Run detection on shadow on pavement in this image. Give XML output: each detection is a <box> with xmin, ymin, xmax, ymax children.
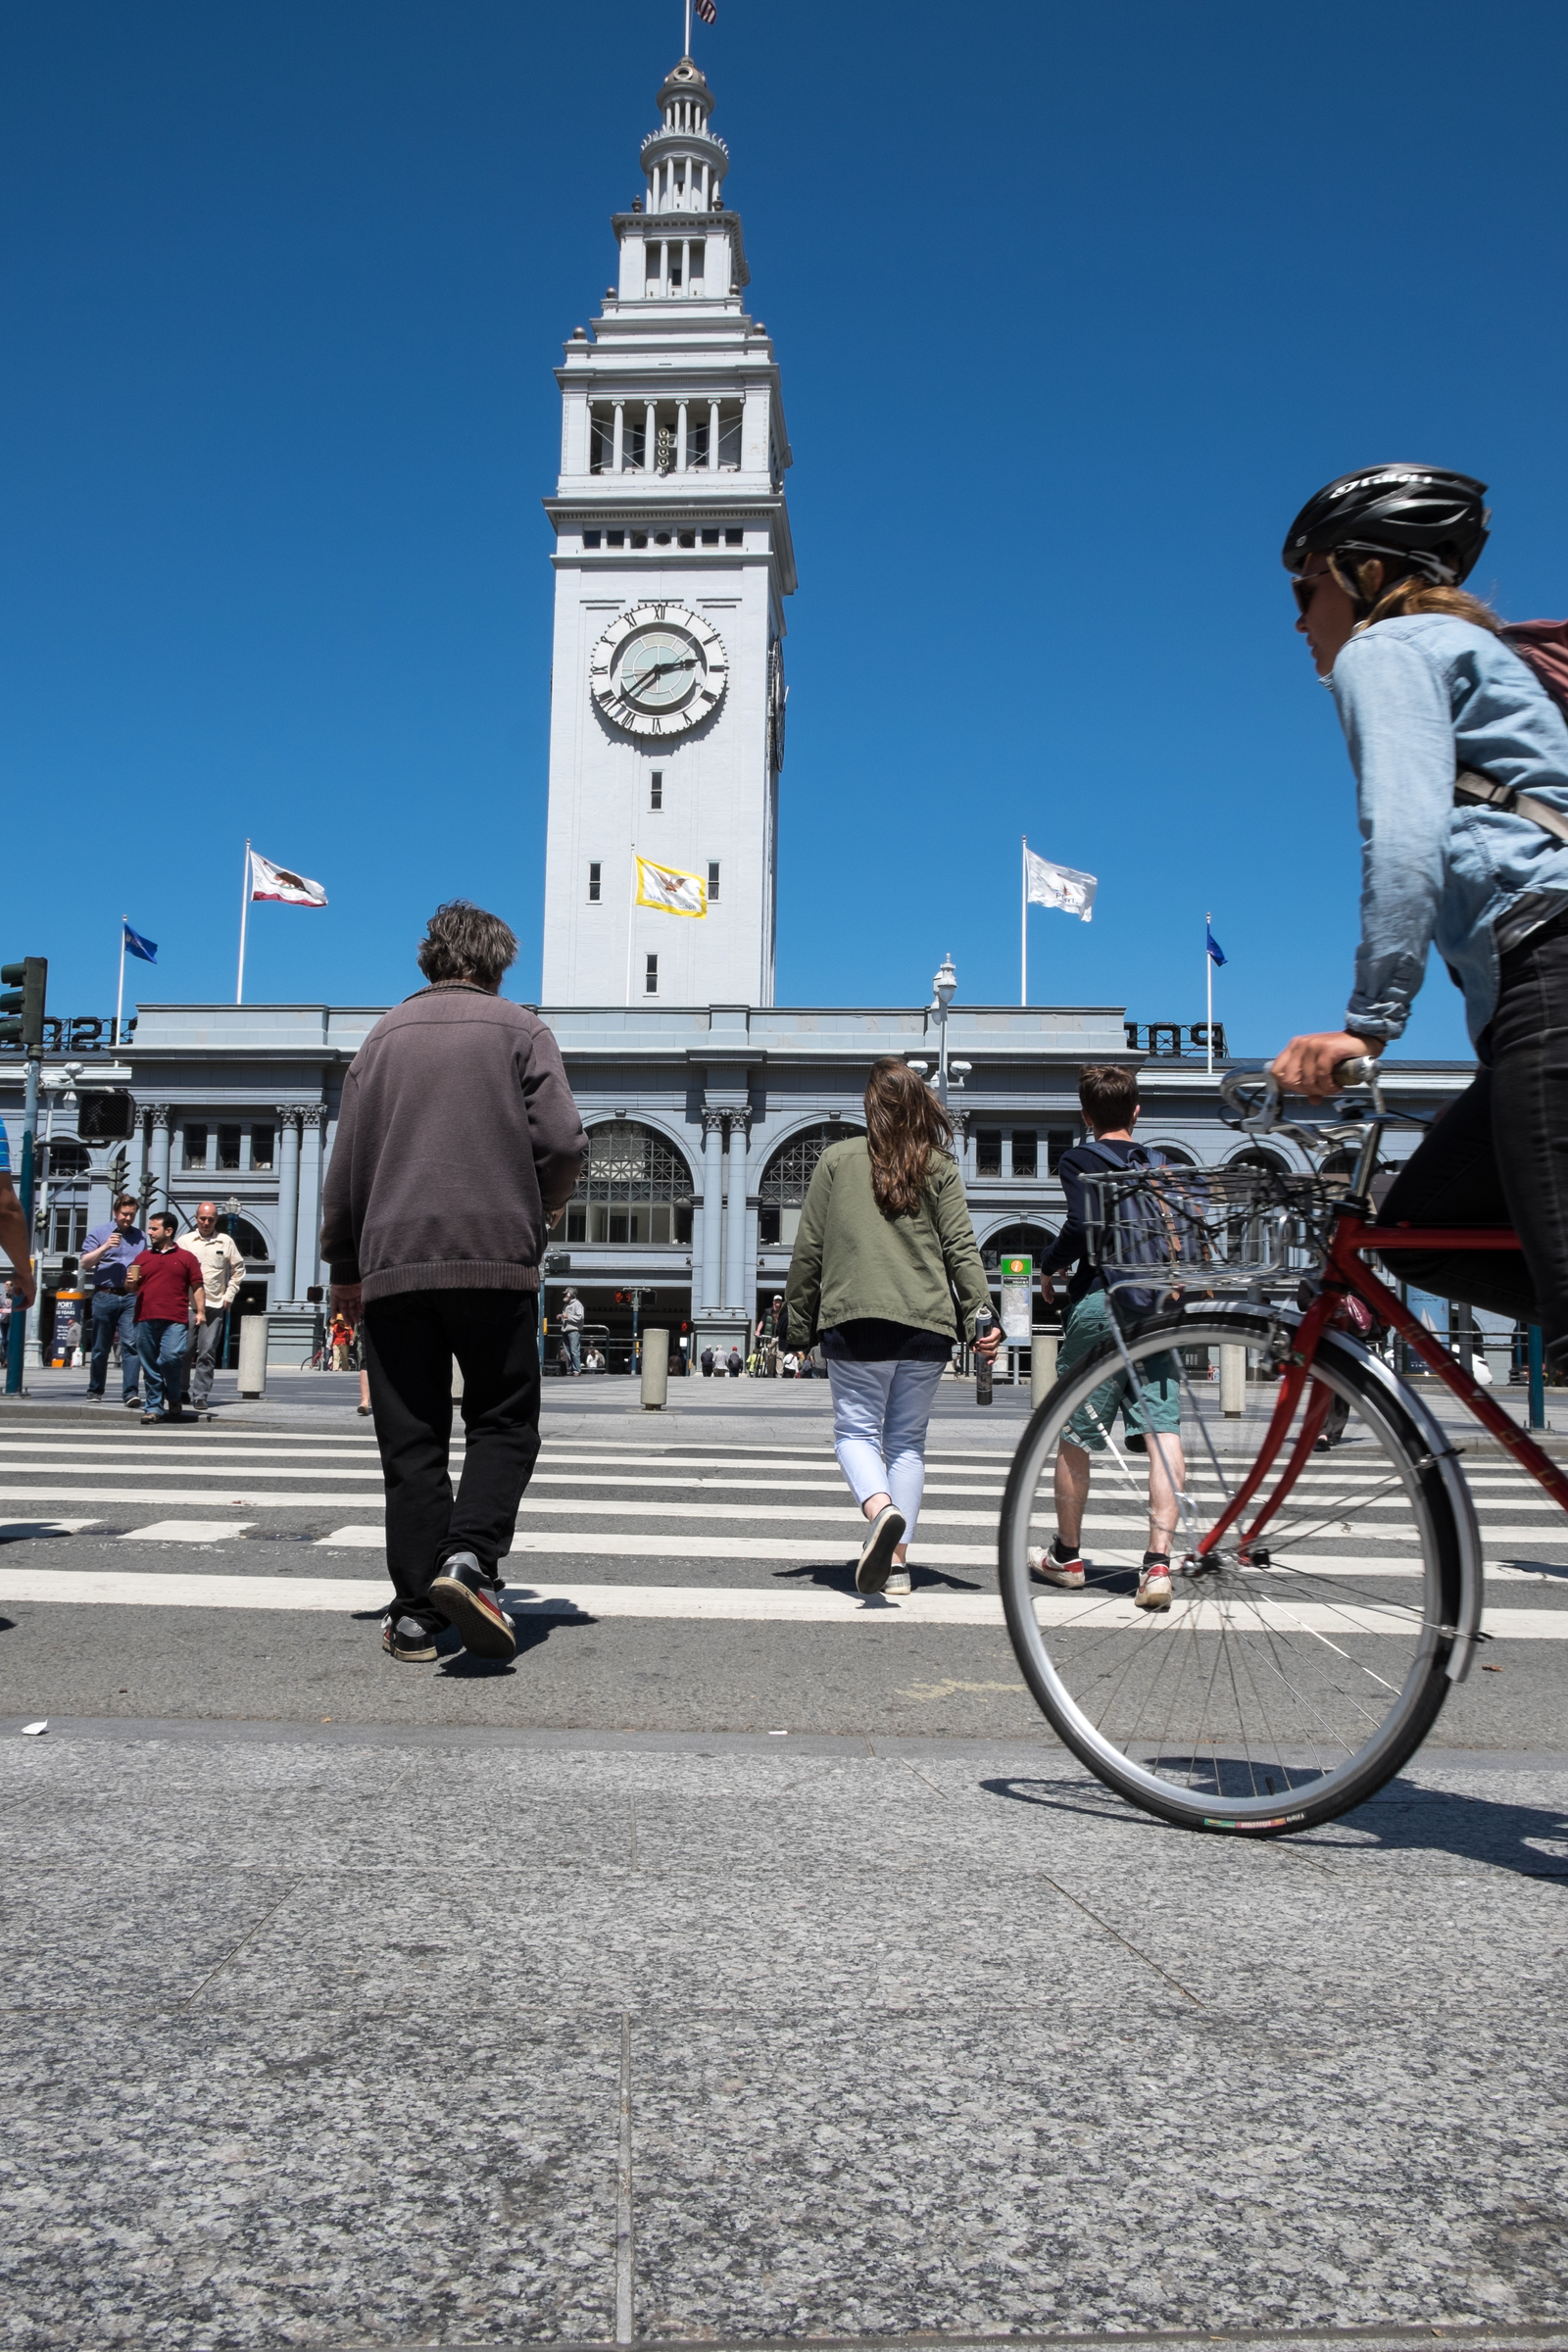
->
<box><xmin>982</xmin><ymin>1771</ymin><xmax>1568</xmax><ymax>1877</ymax></box>
<box><xmin>773</xmin><ymin>1562</ymin><xmax>985</xmax><ymax>1592</ymax></box>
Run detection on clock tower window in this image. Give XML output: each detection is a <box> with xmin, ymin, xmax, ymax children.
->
<box><xmin>650</xmin><ymin>770</ymin><xmax>663</xmax><ymax>811</ymax></box>
<box><xmin>708</xmin><ymin>861</ymin><xmax>720</xmax><ymax>902</ymax></box>
<box><xmin>587</xmin><ymin>863</ymin><xmax>602</xmax><ymax>904</ymax></box>
<box><xmin>645</xmin><ymin>955</ymin><xmax>659</xmax><ymax>996</ymax></box>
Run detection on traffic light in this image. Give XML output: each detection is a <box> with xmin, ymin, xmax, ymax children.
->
<box><xmin>77</xmin><ymin>1089</ymin><xmax>137</xmax><ymax>1143</ymax></box>
<box><xmin>0</xmin><ymin>957</ymin><xmax>47</xmax><ymax>1052</ymax></box>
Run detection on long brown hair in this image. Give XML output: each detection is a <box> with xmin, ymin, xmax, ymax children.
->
<box><xmin>1329</xmin><ymin>553</ymin><xmax>1502</xmax><ymax>637</ymax></box>
<box><xmin>863</xmin><ymin>1057</ymin><xmax>955</xmax><ymax>1219</ymax></box>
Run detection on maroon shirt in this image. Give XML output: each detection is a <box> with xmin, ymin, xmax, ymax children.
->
<box><xmin>131</xmin><ymin>1246</ymin><xmax>205</xmax><ymax>1323</ymax></box>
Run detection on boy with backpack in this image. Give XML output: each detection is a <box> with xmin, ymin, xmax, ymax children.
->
<box><xmin>1031</xmin><ymin>1064</ymin><xmax>1183</xmax><ymax>1610</ymax></box>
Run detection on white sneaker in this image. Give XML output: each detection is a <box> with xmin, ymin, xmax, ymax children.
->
<box><xmin>1028</xmin><ymin>1544</ymin><xmax>1085</xmax><ymax>1589</ymax></box>
<box><xmin>1135</xmin><ymin>1559</ymin><xmax>1173</xmax><ymax>1611</ymax></box>
<box><xmin>883</xmin><ymin>1567</ymin><xmax>911</xmax><ymax>1594</ymax></box>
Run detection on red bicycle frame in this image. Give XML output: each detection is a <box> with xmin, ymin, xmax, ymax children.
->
<box><xmin>1197</xmin><ymin>1209</ymin><xmax>1568</xmax><ymax>1560</ymax></box>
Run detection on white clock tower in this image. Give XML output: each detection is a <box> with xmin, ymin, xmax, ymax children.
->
<box><xmin>541</xmin><ymin>55</ymin><xmax>795</xmax><ymax>1008</ymax></box>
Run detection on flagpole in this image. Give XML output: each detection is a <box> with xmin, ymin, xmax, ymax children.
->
<box><xmin>115</xmin><ymin>918</ymin><xmax>127</xmax><ymax>1050</ymax></box>
<box><xmin>236</xmin><ymin>839</ymin><xmax>251</xmax><ymax>1005</ymax></box>
<box><xmin>1020</xmin><ymin>838</ymin><xmax>1027</xmax><ymax>1008</ymax></box>
<box><xmin>684</xmin><ymin>0</ymin><xmax>692</xmax><ymax>53</ymax></box>
<box><xmin>625</xmin><ymin>847</ymin><xmax>637</xmax><ymax>1007</ymax></box>
<box><xmin>1205</xmin><ymin>910</ymin><xmax>1213</xmax><ymax>1076</ymax></box>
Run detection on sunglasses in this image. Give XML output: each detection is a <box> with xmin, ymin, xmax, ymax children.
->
<box><xmin>1291</xmin><ymin>569</ymin><xmax>1337</xmax><ymax>617</ymax></box>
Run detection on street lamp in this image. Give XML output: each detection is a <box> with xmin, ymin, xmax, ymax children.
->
<box><xmin>930</xmin><ymin>955</ymin><xmax>957</xmax><ymax>1104</ymax></box>
<box><xmin>34</xmin><ymin>1061</ymin><xmax>83</xmax><ymax>1258</ymax></box>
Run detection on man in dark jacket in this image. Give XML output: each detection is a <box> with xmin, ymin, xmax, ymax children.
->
<box><xmin>321</xmin><ymin>902</ymin><xmax>587</xmax><ymax>1664</ymax></box>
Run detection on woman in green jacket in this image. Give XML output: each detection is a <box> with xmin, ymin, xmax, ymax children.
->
<box><xmin>785</xmin><ymin>1059</ymin><xmax>1000</xmax><ymax>1594</ymax></box>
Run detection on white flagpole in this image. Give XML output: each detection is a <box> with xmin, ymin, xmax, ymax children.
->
<box><xmin>685</xmin><ymin>0</ymin><xmax>692</xmax><ymax>53</ymax></box>
<box><xmin>115</xmin><ymin>918</ymin><xmax>127</xmax><ymax>1049</ymax></box>
<box><xmin>625</xmin><ymin>847</ymin><xmax>637</xmax><ymax>1006</ymax></box>
<box><xmin>236</xmin><ymin>840</ymin><xmax>252</xmax><ymax>1005</ymax></box>
<box><xmin>1205</xmin><ymin>910</ymin><xmax>1213</xmax><ymax>1075</ymax></box>
<box><xmin>1020</xmin><ymin>837</ymin><xmax>1028</xmax><ymax>1008</ymax></box>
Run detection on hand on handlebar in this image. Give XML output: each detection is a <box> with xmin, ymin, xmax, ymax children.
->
<box><xmin>1269</xmin><ymin>1031</ymin><xmax>1384</xmax><ymax>1105</ymax></box>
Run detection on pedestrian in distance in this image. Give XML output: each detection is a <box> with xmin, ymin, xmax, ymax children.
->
<box><xmin>178</xmin><ymin>1200</ymin><xmax>245</xmax><ymax>1412</ymax></box>
<box><xmin>700</xmin><ymin>1345</ymin><xmax>715</xmax><ymax>1377</ymax></box>
<box><xmin>785</xmin><ymin>1057</ymin><xmax>1001</xmax><ymax>1596</ymax></box>
<box><xmin>558</xmin><ymin>1287</ymin><xmax>585</xmax><ymax>1375</ymax></box>
<box><xmin>125</xmin><ymin>1212</ymin><xmax>206</xmax><ymax>1424</ymax></box>
<box><xmin>321</xmin><ymin>900</ymin><xmax>588</xmax><ymax>1667</ymax></box>
<box><xmin>80</xmin><ymin>1192</ymin><xmax>146</xmax><ymax>1405</ymax></box>
<box><xmin>1032</xmin><ymin>1065</ymin><xmax>1184</xmax><ymax>1609</ymax></box>
<box><xmin>0</xmin><ymin>1119</ymin><xmax>35</xmax><ymax>1356</ymax></box>
<box><xmin>726</xmin><ymin>1346</ymin><xmax>743</xmax><ymax>1377</ymax></box>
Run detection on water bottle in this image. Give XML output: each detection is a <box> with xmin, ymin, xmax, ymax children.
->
<box><xmin>974</xmin><ymin>1309</ymin><xmax>996</xmax><ymax>1406</ymax></box>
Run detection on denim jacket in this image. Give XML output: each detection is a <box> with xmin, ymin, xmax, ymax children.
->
<box><xmin>1332</xmin><ymin>613</ymin><xmax>1568</xmax><ymax>1050</ymax></box>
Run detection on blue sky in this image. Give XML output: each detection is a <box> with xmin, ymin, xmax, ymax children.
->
<box><xmin>7</xmin><ymin>0</ymin><xmax>1568</xmax><ymax>1054</ymax></box>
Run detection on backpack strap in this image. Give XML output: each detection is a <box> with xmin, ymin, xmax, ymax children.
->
<box><xmin>1455</xmin><ymin>766</ymin><xmax>1568</xmax><ymax>847</ymax></box>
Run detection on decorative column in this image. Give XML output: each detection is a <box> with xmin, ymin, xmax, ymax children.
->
<box><xmin>951</xmin><ymin>1110</ymin><xmax>974</xmax><ymax>1187</ymax></box>
<box><xmin>676</xmin><ymin>400</ymin><xmax>688</xmax><ymax>471</ymax></box>
<box><xmin>700</xmin><ymin>1110</ymin><xmax>725</xmax><ymax>1311</ymax></box>
<box><xmin>146</xmin><ymin>1105</ymin><xmax>172</xmax><ymax>1217</ymax></box>
<box><xmin>644</xmin><ymin>402</ymin><xmax>657</xmax><ymax>471</ymax></box>
<box><xmin>612</xmin><ymin>400</ymin><xmax>625</xmax><ymax>473</ymax></box>
<box><xmin>723</xmin><ymin>1112</ymin><xmax>752</xmax><ymax>1315</ymax></box>
<box><xmin>709</xmin><ymin>401</ymin><xmax>720</xmax><ymax>471</ymax></box>
<box><xmin>293</xmin><ymin>1105</ymin><xmax>324</xmax><ymax>1301</ymax></box>
<box><xmin>273</xmin><ymin>1109</ymin><xmax>301</xmax><ymax>1303</ymax></box>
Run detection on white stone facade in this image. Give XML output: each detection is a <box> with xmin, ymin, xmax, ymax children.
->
<box><xmin>541</xmin><ymin>56</ymin><xmax>794</xmax><ymax>1009</ymax></box>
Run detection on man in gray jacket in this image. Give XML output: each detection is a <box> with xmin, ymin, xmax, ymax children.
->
<box><xmin>321</xmin><ymin>902</ymin><xmax>587</xmax><ymax>1664</ymax></box>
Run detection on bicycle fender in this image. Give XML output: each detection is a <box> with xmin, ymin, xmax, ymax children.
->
<box><xmin>1316</xmin><ymin>1326</ymin><xmax>1485</xmax><ymax>1683</ymax></box>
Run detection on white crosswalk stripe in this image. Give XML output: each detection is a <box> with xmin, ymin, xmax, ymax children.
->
<box><xmin>0</xmin><ymin>1418</ymin><xmax>1564</xmax><ymax>1639</ymax></box>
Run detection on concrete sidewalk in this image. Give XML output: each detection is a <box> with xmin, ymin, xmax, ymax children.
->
<box><xmin>3</xmin><ymin>1722</ymin><xmax>1566</xmax><ymax>2349</ymax></box>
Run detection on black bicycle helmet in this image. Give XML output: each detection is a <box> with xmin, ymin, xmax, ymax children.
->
<box><xmin>1282</xmin><ymin>464</ymin><xmax>1490</xmax><ymax>586</ymax></box>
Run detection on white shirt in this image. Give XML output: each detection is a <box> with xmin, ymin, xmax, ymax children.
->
<box><xmin>179</xmin><ymin>1227</ymin><xmax>246</xmax><ymax>1310</ymax></box>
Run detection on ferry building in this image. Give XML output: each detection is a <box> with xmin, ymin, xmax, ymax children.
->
<box><xmin>2</xmin><ymin>56</ymin><xmax>1469</xmax><ymax>1373</ymax></box>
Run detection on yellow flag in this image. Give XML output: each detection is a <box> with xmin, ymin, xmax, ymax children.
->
<box><xmin>635</xmin><ymin>857</ymin><xmax>707</xmax><ymax>918</ymax></box>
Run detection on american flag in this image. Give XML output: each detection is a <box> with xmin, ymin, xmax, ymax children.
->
<box><xmin>695</xmin><ymin>0</ymin><xmax>715</xmax><ymax>22</ymax></box>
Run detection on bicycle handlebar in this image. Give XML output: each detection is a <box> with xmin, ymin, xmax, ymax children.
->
<box><xmin>1218</xmin><ymin>1054</ymin><xmax>1386</xmax><ymax>1135</ymax></box>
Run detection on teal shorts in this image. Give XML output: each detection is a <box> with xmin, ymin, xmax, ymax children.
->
<box><xmin>1058</xmin><ymin>1287</ymin><xmax>1181</xmax><ymax>1454</ymax></box>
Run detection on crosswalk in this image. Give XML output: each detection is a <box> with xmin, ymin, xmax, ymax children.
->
<box><xmin>1</xmin><ymin>1416</ymin><xmax>1567</xmax><ymax>1633</ymax></box>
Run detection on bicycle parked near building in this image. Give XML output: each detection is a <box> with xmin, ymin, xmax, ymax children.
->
<box><xmin>996</xmin><ymin>1055</ymin><xmax>1566</xmax><ymax>1838</ymax></box>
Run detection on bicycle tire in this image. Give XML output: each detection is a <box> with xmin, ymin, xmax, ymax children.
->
<box><xmin>998</xmin><ymin>1305</ymin><xmax>1468</xmax><ymax>1836</ymax></box>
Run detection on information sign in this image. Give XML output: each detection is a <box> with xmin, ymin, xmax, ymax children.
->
<box><xmin>999</xmin><ymin>1254</ymin><xmax>1033</xmax><ymax>1345</ymax></box>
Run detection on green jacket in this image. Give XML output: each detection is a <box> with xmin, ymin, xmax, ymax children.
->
<box><xmin>784</xmin><ymin>1138</ymin><xmax>991</xmax><ymax>1348</ymax></box>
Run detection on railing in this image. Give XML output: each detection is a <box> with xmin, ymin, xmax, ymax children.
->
<box><xmin>1124</xmin><ymin>1020</ymin><xmax>1228</xmax><ymax>1060</ymax></box>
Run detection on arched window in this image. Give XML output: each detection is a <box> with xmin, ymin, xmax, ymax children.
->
<box><xmin>43</xmin><ymin>1142</ymin><xmax>91</xmax><ymax>1177</ymax></box>
<box><xmin>1151</xmin><ymin>1145</ymin><xmax>1197</xmax><ymax>1168</ymax></box>
<box><xmin>758</xmin><ymin>1121</ymin><xmax>864</xmax><ymax>1247</ymax></box>
<box><xmin>980</xmin><ymin>1219</ymin><xmax>1056</xmax><ymax>1274</ymax></box>
<box><xmin>564</xmin><ymin>1122</ymin><xmax>696</xmax><ymax>1248</ymax></box>
<box><xmin>226</xmin><ymin>1216</ymin><xmax>272</xmax><ymax>1262</ymax></box>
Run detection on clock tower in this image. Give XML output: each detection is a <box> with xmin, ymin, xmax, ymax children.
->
<box><xmin>541</xmin><ymin>55</ymin><xmax>795</xmax><ymax>1007</ymax></box>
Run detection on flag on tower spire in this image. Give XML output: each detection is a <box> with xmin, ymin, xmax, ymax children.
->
<box><xmin>695</xmin><ymin>0</ymin><xmax>716</xmax><ymax>22</ymax></box>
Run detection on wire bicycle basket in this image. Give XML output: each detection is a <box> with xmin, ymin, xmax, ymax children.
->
<box><xmin>1079</xmin><ymin>1163</ymin><xmax>1338</xmax><ymax>1297</ymax></box>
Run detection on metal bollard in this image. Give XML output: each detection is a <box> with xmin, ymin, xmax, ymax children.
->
<box><xmin>1220</xmin><ymin>1345</ymin><xmax>1247</xmax><ymax>1418</ymax></box>
<box><xmin>1031</xmin><ymin>1333</ymin><xmax>1057</xmax><ymax>1408</ymax></box>
<box><xmin>1528</xmin><ymin>1323</ymin><xmax>1547</xmax><ymax>1434</ymax></box>
<box><xmin>641</xmin><ymin>1325</ymin><xmax>669</xmax><ymax>1409</ymax></box>
<box><xmin>237</xmin><ymin>1313</ymin><xmax>268</xmax><ymax>1399</ymax></box>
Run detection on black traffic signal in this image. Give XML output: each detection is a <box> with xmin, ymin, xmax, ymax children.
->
<box><xmin>0</xmin><ymin>957</ymin><xmax>47</xmax><ymax>1052</ymax></box>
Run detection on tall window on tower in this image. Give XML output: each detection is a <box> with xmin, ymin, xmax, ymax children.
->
<box><xmin>708</xmin><ymin>861</ymin><xmax>720</xmax><ymax>902</ymax></box>
<box><xmin>650</xmin><ymin>770</ymin><xmax>663</xmax><ymax>811</ymax></box>
<box><xmin>588</xmin><ymin>862</ymin><xmax>602</xmax><ymax>903</ymax></box>
<box><xmin>645</xmin><ymin>954</ymin><xmax>659</xmax><ymax>996</ymax></box>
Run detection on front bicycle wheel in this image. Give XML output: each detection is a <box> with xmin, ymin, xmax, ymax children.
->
<box><xmin>999</xmin><ymin>1306</ymin><xmax>1468</xmax><ymax>1835</ymax></box>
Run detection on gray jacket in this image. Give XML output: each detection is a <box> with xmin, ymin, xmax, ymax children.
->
<box><xmin>320</xmin><ymin>984</ymin><xmax>587</xmax><ymax>1301</ymax></box>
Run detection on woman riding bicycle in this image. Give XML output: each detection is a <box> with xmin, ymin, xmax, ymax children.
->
<box><xmin>1271</xmin><ymin>464</ymin><xmax>1568</xmax><ymax>1372</ymax></box>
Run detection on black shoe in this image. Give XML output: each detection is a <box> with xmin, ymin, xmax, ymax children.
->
<box><xmin>381</xmin><ymin>1612</ymin><xmax>438</xmax><ymax>1663</ymax></box>
<box><xmin>429</xmin><ymin>1551</ymin><xmax>516</xmax><ymax>1660</ymax></box>
<box><xmin>122</xmin><ymin>1395</ymin><xmax>142</xmax><ymax>1409</ymax></box>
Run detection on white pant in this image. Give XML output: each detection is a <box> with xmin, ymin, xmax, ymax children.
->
<box><xmin>827</xmin><ymin>1355</ymin><xmax>947</xmax><ymax>1543</ymax></box>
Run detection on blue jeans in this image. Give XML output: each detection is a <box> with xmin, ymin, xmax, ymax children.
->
<box><xmin>564</xmin><ymin>1328</ymin><xmax>581</xmax><ymax>1374</ymax></box>
<box><xmin>90</xmin><ymin>1293</ymin><xmax>140</xmax><ymax>1398</ymax></box>
<box><xmin>826</xmin><ymin>1355</ymin><xmax>947</xmax><ymax>1543</ymax></box>
<box><xmin>136</xmin><ymin>1317</ymin><xmax>189</xmax><ymax>1414</ymax></box>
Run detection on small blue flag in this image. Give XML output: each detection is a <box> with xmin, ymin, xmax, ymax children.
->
<box><xmin>1205</xmin><ymin>923</ymin><xmax>1227</xmax><ymax>967</ymax></box>
<box><xmin>122</xmin><ymin>922</ymin><xmax>158</xmax><ymax>964</ymax></box>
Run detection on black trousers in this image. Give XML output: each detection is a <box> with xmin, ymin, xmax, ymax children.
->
<box><xmin>1379</xmin><ymin>912</ymin><xmax>1568</xmax><ymax>1356</ymax></box>
<box><xmin>363</xmin><ymin>1289</ymin><xmax>542</xmax><ymax>1630</ymax></box>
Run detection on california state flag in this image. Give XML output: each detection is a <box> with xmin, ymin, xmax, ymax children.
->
<box><xmin>250</xmin><ymin>850</ymin><xmax>328</xmax><ymax>907</ymax></box>
<box><xmin>635</xmin><ymin>857</ymin><xmax>707</xmax><ymax>917</ymax></box>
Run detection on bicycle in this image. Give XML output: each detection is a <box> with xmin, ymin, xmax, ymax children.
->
<box><xmin>997</xmin><ymin>1056</ymin><xmax>1563</xmax><ymax>1837</ymax></box>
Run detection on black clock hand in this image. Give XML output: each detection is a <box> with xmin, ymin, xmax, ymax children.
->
<box><xmin>623</xmin><ymin>656</ymin><xmax>698</xmax><ymax>699</ymax></box>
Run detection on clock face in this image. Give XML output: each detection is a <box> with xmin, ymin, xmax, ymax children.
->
<box><xmin>589</xmin><ymin>602</ymin><xmax>728</xmax><ymax>738</ymax></box>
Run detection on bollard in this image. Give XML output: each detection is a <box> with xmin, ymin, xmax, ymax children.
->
<box><xmin>1220</xmin><ymin>1345</ymin><xmax>1247</xmax><ymax>1418</ymax></box>
<box><xmin>1528</xmin><ymin>1323</ymin><xmax>1546</xmax><ymax>1434</ymax></box>
<box><xmin>641</xmin><ymin>1324</ymin><xmax>669</xmax><ymax>1409</ymax></box>
<box><xmin>237</xmin><ymin>1313</ymin><xmax>268</xmax><ymax>1399</ymax></box>
<box><xmin>1031</xmin><ymin>1333</ymin><xmax>1057</xmax><ymax>1408</ymax></box>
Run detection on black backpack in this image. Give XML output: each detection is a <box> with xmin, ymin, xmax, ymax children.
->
<box><xmin>1078</xmin><ymin>1140</ymin><xmax>1210</xmax><ymax>1316</ymax></box>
